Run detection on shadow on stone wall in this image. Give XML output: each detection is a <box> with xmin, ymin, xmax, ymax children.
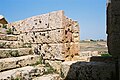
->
<box><xmin>63</xmin><ymin>56</ymin><xmax>116</xmax><ymax>80</ymax></box>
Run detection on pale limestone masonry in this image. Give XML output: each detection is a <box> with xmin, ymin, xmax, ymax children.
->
<box><xmin>0</xmin><ymin>10</ymin><xmax>80</xmax><ymax>80</ymax></box>
<box><xmin>7</xmin><ymin>10</ymin><xmax>80</xmax><ymax>61</ymax></box>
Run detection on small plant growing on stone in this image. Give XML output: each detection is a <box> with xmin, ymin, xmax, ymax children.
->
<box><xmin>60</xmin><ymin>69</ymin><xmax>65</xmax><ymax>78</ymax></box>
<box><xmin>14</xmin><ymin>77</ymin><xmax>21</xmax><ymax>80</ymax></box>
<box><xmin>2</xmin><ymin>24</ymin><xmax>7</xmax><ymax>29</ymax></box>
<box><xmin>9</xmin><ymin>50</ymin><xmax>19</xmax><ymax>57</ymax></box>
<box><xmin>101</xmin><ymin>53</ymin><xmax>112</xmax><ymax>57</ymax></box>
<box><xmin>44</xmin><ymin>63</ymin><xmax>56</xmax><ymax>74</ymax></box>
<box><xmin>6</xmin><ymin>28</ymin><xmax>13</xmax><ymax>34</ymax></box>
<box><xmin>31</xmin><ymin>56</ymin><xmax>43</xmax><ymax>66</ymax></box>
<box><xmin>0</xmin><ymin>42</ymin><xmax>6</xmax><ymax>48</ymax></box>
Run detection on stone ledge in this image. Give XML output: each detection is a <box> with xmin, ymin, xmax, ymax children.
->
<box><xmin>0</xmin><ymin>55</ymin><xmax>40</xmax><ymax>71</ymax></box>
<box><xmin>0</xmin><ymin>65</ymin><xmax>45</xmax><ymax>80</ymax></box>
<box><xmin>0</xmin><ymin>48</ymin><xmax>33</xmax><ymax>58</ymax></box>
<box><xmin>0</xmin><ymin>34</ymin><xmax>18</xmax><ymax>41</ymax></box>
<box><xmin>61</xmin><ymin>61</ymin><xmax>116</xmax><ymax>80</ymax></box>
<box><xmin>33</xmin><ymin>74</ymin><xmax>62</xmax><ymax>80</ymax></box>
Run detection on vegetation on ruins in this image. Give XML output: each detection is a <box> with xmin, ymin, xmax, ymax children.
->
<box><xmin>9</xmin><ymin>50</ymin><xmax>19</xmax><ymax>57</ymax></box>
<box><xmin>6</xmin><ymin>28</ymin><xmax>13</xmax><ymax>34</ymax></box>
<box><xmin>101</xmin><ymin>53</ymin><xmax>112</xmax><ymax>57</ymax></box>
<box><xmin>44</xmin><ymin>63</ymin><xmax>56</xmax><ymax>74</ymax></box>
<box><xmin>2</xmin><ymin>24</ymin><xmax>7</xmax><ymax>29</ymax></box>
<box><xmin>22</xmin><ymin>43</ymin><xmax>32</xmax><ymax>48</ymax></box>
<box><xmin>31</xmin><ymin>56</ymin><xmax>43</xmax><ymax>66</ymax></box>
<box><xmin>0</xmin><ymin>42</ymin><xmax>6</xmax><ymax>48</ymax></box>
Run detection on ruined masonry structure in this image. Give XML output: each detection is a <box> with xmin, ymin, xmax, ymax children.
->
<box><xmin>8</xmin><ymin>10</ymin><xmax>80</xmax><ymax>61</ymax></box>
<box><xmin>107</xmin><ymin>0</ymin><xmax>120</xmax><ymax>57</ymax></box>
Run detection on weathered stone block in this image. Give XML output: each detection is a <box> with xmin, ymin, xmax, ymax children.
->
<box><xmin>0</xmin><ymin>48</ymin><xmax>33</xmax><ymax>58</ymax></box>
<box><xmin>0</xmin><ymin>65</ymin><xmax>46</xmax><ymax>80</ymax></box>
<box><xmin>61</xmin><ymin>61</ymin><xmax>116</xmax><ymax>80</ymax></box>
<box><xmin>33</xmin><ymin>74</ymin><xmax>62</xmax><ymax>80</ymax></box>
<box><xmin>0</xmin><ymin>55</ymin><xmax>40</xmax><ymax>71</ymax></box>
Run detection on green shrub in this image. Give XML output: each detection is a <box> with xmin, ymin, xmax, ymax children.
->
<box><xmin>2</xmin><ymin>24</ymin><xmax>7</xmax><ymax>29</ymax></box>
<box><xmin>0</xmin><ymin>42</ymin><xmax>6</xmax><ymax>48</ymax></box>
<box><xmin>101</xmin><ymin>53</ymin><xmax>112</xmax><ymax>57</ymax></box>
<box><xmin>9</xmin><ymin>50</ymin><xmax>19</xmax><ymax>57</ymax></box>
<box><xmin>31</xmin><ymin>57</ymin><xmax>42</xmax><ymax>66</ymax></box>
<box><xmin>6</xmin><ymin>28</ymin><xmax>13</xmax><ymax>34</ymax></box>
<box><xmin>44</xmin><ymin>63</ymin><xmax>56</xmax><ymax>74</ymax></box>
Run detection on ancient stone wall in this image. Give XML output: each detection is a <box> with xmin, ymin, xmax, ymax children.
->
<box><xmin>107</xmin><ymin>0</ymin><xmax>120</xmax><ymax>57</ymax></box>
<box><xmin>7</xmin><ymin>10</ymin><xmax>80</xmax><ymax>61</ymax></box>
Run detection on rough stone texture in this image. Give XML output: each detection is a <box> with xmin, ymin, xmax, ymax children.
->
<box><xmin>33</xmin><ymin>74</ymin><xmax>63</xmax><ymax>80</ymax></box>
<box><xmin>61</xmin><ymin>61</ymin><xmax>116</xmax><ymax>80</ymax></box>
<box><xmin>80</xmin><ymin>51</ymin><xmax>100</xmax><ymax>57</ymax></box>
<box><xmin>0</xmin><ymin>65</ymin><xmax>45</xmax><ymax>80</ymax></box>
<box><xmin>0</xmin><ymin>34</ymin><xmax>18</xmax><ymax>41</ymax></box>
<box><xmin>0</xmin><ymin>48</ymin><xmax>33</xmax><ymax>58</ymax></box>
<box><xmin>107</xmin><ymin>0</ymin><xmax>120</xmax><ymax>57</ymax></box>
<box><xmin>7</xmin><ymin>10</ymin><xmax>80</xmax><ymax>61</ymax></box>
<box><xmin>45</xmin><ymin>60</ymin><xmax>62</xmax><ymax>73</ymax></box>
<box><xmin>0</xmin><ymin>55</ymin><xmax>40</xmax><ymax>71</ymax></box>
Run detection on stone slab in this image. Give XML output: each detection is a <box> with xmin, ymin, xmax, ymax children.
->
<box><xmin>61</xmin><ymin>61</ymin><xmax>116</xmax><ymax>80</ymax></box>
<box><xmin>0</xmin><ymin>48</ymin><xmax>33</xmax><ymax>58</ymax></box>
<box><xmin>0</xmin><ymin>34</ymin><xmax>18</xmax><ymax>41</ymax></box>
<box><xmin>0</xmin><ymin>55</ymin><xmax>40</xmax><ymax>71</ymax></box>
<box><xmin>33</xmin><ymin>74</ymin><xmax>62</xmax><ymax>80</ymax></box>
<box><xmin>0</xmin><ymin>65</ymin><xmax>45</xmax><ymax>80</ymax></box>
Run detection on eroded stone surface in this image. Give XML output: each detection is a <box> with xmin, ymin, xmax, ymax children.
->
<box><xmin>0</xmin><ymin>48</ymin><xmax>33</xmax><ymax>58</ymax></box>
<box><xmin>107</xmin><ymin>0</ymin><xmax>120</xmax><ymax>57</ymax></box>
<box><xmin>33</xmin><ymin>74</ymin><xmax>63</xmax><ymax>80</ymax></box>
<box><xmin>0</xmin><ymin>65</ymin><xmax>45</xmax><ymax>80</ymax></box>
<box><xmin>0</xmin><ymin>55</ymin><xmax>40</xmax><ymax>71</ymax></box>
<box><xmin>61</xmin><ymin>61</ymin><xmax>116</xmax><ymax>80</ymax></box>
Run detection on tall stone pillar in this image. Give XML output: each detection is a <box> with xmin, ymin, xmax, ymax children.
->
<box><xmin>107</xmin><ymin>0</ymin><xmax>120</xmax><ymax>57</ymax></box>
<box><xmin>107</xmin><ymin>0</ymin><xmax>120</xmax><ymax>80</ymax></box>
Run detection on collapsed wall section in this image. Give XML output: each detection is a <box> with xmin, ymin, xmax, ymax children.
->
<box><xmin>8</xmin><ymin>10</ymin><xmax>80</xmax><ymax>61</ymax></box>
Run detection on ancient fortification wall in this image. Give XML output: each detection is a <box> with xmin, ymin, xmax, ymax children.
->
<box><xmin>107</xmin><ymin>0</ymin><xmax>120</xmax><ymax>57</ymax></box>
<box><xmin>7</xmin><ymin>10</ymin><xmax>80</xmax><ymax>61</ymax></box>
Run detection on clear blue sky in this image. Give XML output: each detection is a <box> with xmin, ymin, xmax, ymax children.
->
<box><xmin>0</xmin><ymin>0</ymin><xmax>106</xmax><ymax>40</ymax></box>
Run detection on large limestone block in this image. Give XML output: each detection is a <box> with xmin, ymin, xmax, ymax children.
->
<box><xmin>49</xmin><ymin>10</ymin><xmax>64</xmax><ymax>30</ymax></box>
<box><xmin>45</xmin><ymin>60</ymin><xmax>62</xmax><ymax>73</ymax></box>
<box><xmin>0</xmin><ymin>34</ymin><xmax>18</xmax><ymax>41</ymax></box>
<box><xmin>19</xmin><ymin>29</ymin><xmax>65</xmax><ymax>44</ymax></box>
<box><xmin>0</xmin><ymin>65</ymin><xmax>45</xmax><ymax>80</ymax></box>
<box><xmin>61</xmin><ymin>61</ymin><xmax>116</xmax><ymax>80</ymax></box>
<box><xmin>0</xmin><ymin>41</ymin><xmax>18</xmax><ymax>48</ymax></box>
<box><xmin>32</xmin><ymin>43</ymin><xmax>80</xmax><ymax>61</ymax></box>
<box><xmin>37</xmin><ymin>44</ymin><xmax>64</xmax><ymax>60</ymax></box>
<box><xmin>0</xmin><ymin>48</ymin><xmax>32</xmax><ymax>58</ymax></box>
<box><xmin>33</xmin><ymin>74</ymin><xmax>62</xmax><ymax>80</ymax></box>
<box><xmin>0</xmin><ymin>55</ymin><xmax>40</xmax><ymax>71</ymax></box>
<box><xmin>8</xmin><ymin>10</ymin><xmax>64</xmax><ymax>34</ymax></box>
<box><xmin>6</xmin><ymin>35</ymin><xmax>18</xmax><ymax>41</ymax></box>
<box><xmin>62</xmin><ymin>42</ymin><xmax>80</xmax><ymax>58</ymax></box>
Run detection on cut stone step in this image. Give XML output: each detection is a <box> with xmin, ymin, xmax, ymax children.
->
<box><xmin>0</xmin><ymin>48</ymin><xmax>33</xmax><ymax>58</ymax></box>
<box><xmin>0</xmin><ymin>65</ymin><xmax>45</xmax><ymax>80</ymax></box>
<box><xmin>0</xmin><ymin>40</ymin><xmax>32</xmax><ymax>48</ymax></box>
<box><xmin>0</xmin><ymin>34</ymin><xmax>18</xmax><ymax>41</ymax></box>
<box><xmin>33</xmin><ymin>74</ymin><xmax>62</xmax><ymax>80</ymax></box>
<box><xmin>0</xmin><ymin>55</ymin><xmax>40</xmax><ymax>71</ymax></box>
<box><xmin>0</xmin><ymin>40</ymin><xmax>18</xmax><ymax>48</ymax></box>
